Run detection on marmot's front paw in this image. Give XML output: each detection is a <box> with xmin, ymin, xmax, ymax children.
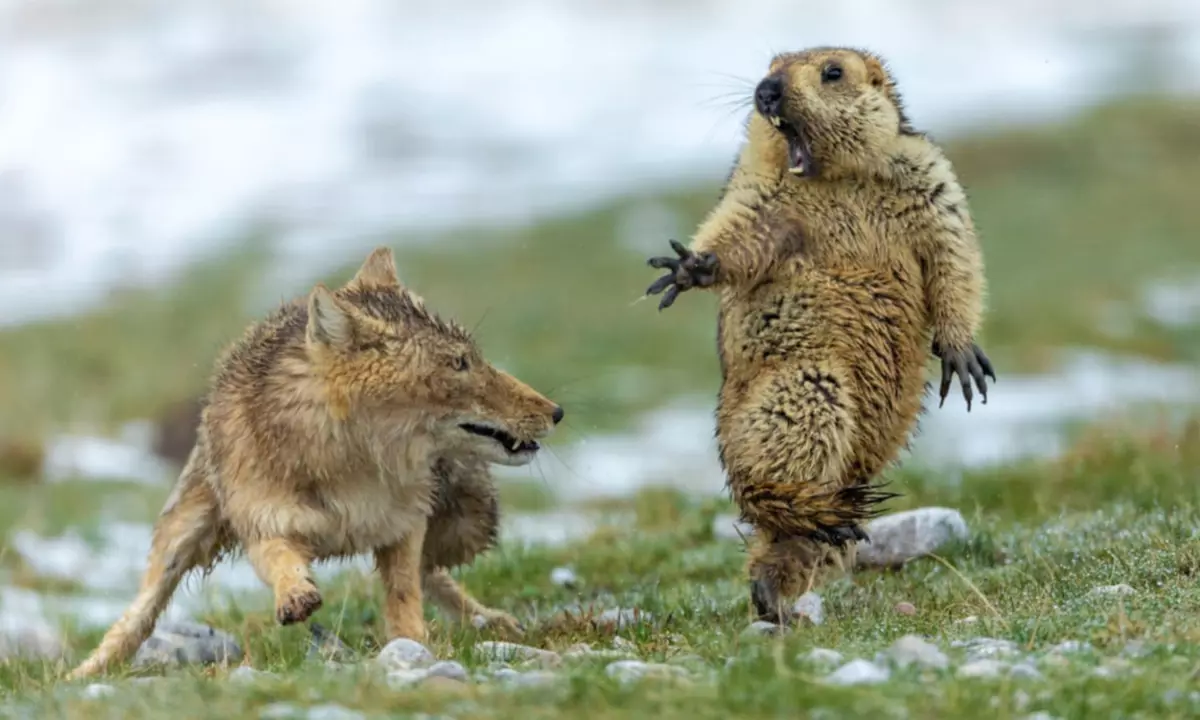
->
<box><xmin>933</xmin><ymin>341</ymin><xmax>995</xmax><ymax>411</ymax></box>
<box><xmin>645</xmin><ymin>239</ymin><xmax>718</xmax><ymax>310</ymax></box>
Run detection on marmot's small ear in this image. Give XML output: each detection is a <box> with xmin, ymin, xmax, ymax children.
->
<box><xmin>862</xmin><ymin>55</ymin><xmax>888</xmax><ymax>89</ymax></box>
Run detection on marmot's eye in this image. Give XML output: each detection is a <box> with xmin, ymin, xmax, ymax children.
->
<box><xmin>451</xmin><ymin>355</ymin><xmax>469</xmax><ymax>372</ymax></box>
<box><xmin>821</xmin><ymin>64</ymin><xmax>843</xmax><ymax>83</ymax></box>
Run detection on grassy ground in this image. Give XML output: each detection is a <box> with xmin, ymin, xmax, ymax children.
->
<box><xmin>0</xmin><ymin>418</ymin><xmax>1198</xmax><ymax>718</ymax></box>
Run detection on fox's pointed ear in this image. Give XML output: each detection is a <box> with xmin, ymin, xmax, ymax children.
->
<box><xmin>307</xmin><ymin>284</ymin><xmax>358</xmax><ymax>349</ymax></box>
<box><xmin>344</xmin><ymin>246</ymin><xmax>400</xmax><ymax>291</ymax></box>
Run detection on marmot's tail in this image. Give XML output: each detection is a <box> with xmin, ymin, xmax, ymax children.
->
<box><xmin>67</xmin><ymin>453</ymin><xmax>222</xmax><ymax>680</ymax></box>
<box><xmin>733</xmin><ymin>480</ymin><xmax>900</xmax><ymax>545</ymax></box>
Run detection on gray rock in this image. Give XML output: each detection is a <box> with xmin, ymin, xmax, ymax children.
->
<box><xmin>81</xmin><ymin>683</ymin><xmax>116</xmax><ymax>700</ymax></box>
<box><xmin>596</xmin><ymin>607</ymin><xmax>653</xmax><ymax>631</ymax></box>
<box><xmin>856</xmin><ymin>507</ymin><xmax>968</xmax><ymax>568</ymax></box>
<box><xmin>229</xmin><ymin>666</ymin><xmax>279</xmax><ymax>683</ymax></box>
<box><xmin>260</xmin><ymin>703</ymin><xmax>302</xmax><ymax>719</ymax></box>
<box><xmin>1014</xmin><ymin>690</ymin><xmax>1031</xmax><ymax>711</ymax></box>
<box><xmin>952</xmin><ymin>637</ymin><xmax>1020</xmax><ymax>661</ymax></box>
<box><xmin>740</xmin><ymin>621</ymin><xmax>784</xmax><ymax>639</ymax></box>
<box><xmin>1090</xmin><ymin>583</ymin><xmax>1135</xmax><ymax>597</ymax></box>
<box><xmin>307</xmin><ymin>622</ymin><xmax>356</xmax><ymax>663</ymax></box>
<box><xmin>611</xmin><ymin>636</ymin><xmax>637</xmax><ymax>652</ymax></box>
<box><xmin>605</xmin><ymin>660</ymin><xmax>689</xmax><ymax>684</ymax></box>
<box><xmin>133</xmin><ymin>621</ymin><xmax>242</xmax><ymax>669</ymax></box>
<box><xmin>386</xmin><ymin>669</ymin><xmax>430</xmax><ymax>688</ymax></box>
<box><xmin>0</xmin><ymin>626</ymin><xmax>63</xmax><ymax>661</ymax></box>
<box><xmin>712</xmin><ymin>513</ymin><xmax>755</xmax><ymax>541</ymax></box>
<box><xmin>376</xmin><ymin>638</ymin><xmax>435</xmax><ymax>671</ymax></box>
<box><xmin>504</xmin><ymin>670</ymin><xmax>560</xmax><ymax>688</ymax></box>
<box><xmin>426</xmin><ymin>661</ymin><xmax>469</xmax><ymax>683</ymax></box>
<box><xmin>1023</xmin><ymin>714</ymin><xmax>1060</xmax><ymax>720</ymax></box>
<box><xmin>1048</xmin><ymin>640</ymin><xmax>1091</xmax><ymax>655</ymax></box>
<box><xmin>792</xmin><ymin>592</ymin><xmax>824</xmax><ymax>625</ymax></box>
<box><xmin>305</xmin><ymin>704</ymin><xmax>366</xmax><ymax>720</ymax></box>
<box><xmin>1009</xmin><ymin>663</ymin><xmax>1043</xmax><ymax>680</ymax></box>
<box><xmin>957</xmin><ymin>659</ymin><xmax>1009</xmax><ymax>679</ymax></box>
<box><xmin>887</xmin><ymin>635</ymin><xmax>948</xmax><ymax>670</ymax></box>
<box><xmin>801</xmin><ymin>648</ymin><xmax>844</xmax><ymax>667</ymax></box>
<box><xmin>824</xmin><ymin>659</ymin><xmax>890</xmax><ymax>686</ymax></box>
<box><xmin>550</xmin><ymin>567</ymin><xmax>579</xmax><ymax>588</ymax></box>
<box><xmin>475</xmin><ymin>641</ymin><xmax>561</xmax><ymax>667</ymax></box>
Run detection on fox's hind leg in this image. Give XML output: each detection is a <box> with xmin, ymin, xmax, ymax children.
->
<box><xmin>374</xmin><ymin>515</ymin><xmax>429</xmax><ymax>642</ymax></box>
<box><xmin>68</xmin><ymin>454</ymin><xmax>224</xmax><ymax>679</ymax></box>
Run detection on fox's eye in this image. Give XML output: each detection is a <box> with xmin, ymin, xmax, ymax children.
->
<box><xmin>821</xmin><ymin>63</ymin><xmax>843</xmax><ymax>83</ymax></box>
<box><xmin>451</xmin><ymin>355</ymin><xmax>469</xmax><ymax>372</ymax></box>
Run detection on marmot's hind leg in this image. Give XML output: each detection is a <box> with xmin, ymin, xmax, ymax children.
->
<box><xmin>722</xmin><ymin>366</ymin><xmax>895</xmax><ymax>623</ymax></box>
<box><xmin>748</xmin><ymin>534</ymin><xmax>857</xmax><ymax>623</ymax></box>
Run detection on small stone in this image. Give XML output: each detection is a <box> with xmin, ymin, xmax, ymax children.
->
<box><xmin>957</xmin><ymin>659</ymin><xmax>1009</xmax><ymax>679</ymax></box>
<box><xmin>1049</xmin><ymin>640</ymin><xmax>1090</xmax><ymax>655</ymax></box>
<box><xmin>260</xmin><ymin>703</ymin><xmax>301</xmax><ymax>719</ymax></box>
<box><xmin>475</xmin><ymin>641</ymin><xmax>561</xmax><ymax>667</ymax></box>
<box><xmin>824</xmin><ymin>659</ymin><xmax>890</xmax><ymax>686</ymax></box>
<box><xmin>1014</xmin><ymin>690</ymin><xmax>1031</xmax><ymax>711</ymax></box>
<box><xmin>1009</xmin><ymin>663</ymin><xmax>1043</xmax><ymax>680</ymax></box>
<box><xmin>611</xmin><ymin>636</ymin><xmax>637</xmax><ymax>652</ymax></box>
<box><xmin>856</xmin><ymin>507</ymin><xmax>969</xmax><ymax>568</ymax></box>
<box><xmin>386</xmin><ymin>669</ymin><xmax>430</xmax><ymax>688</ymax></box>
<box><xmin>307</xmin><ymin>622</ymin><xmax>356</xmax><ymax>663</ymax></box>
<box><xmin>605</xmin><ymin>660</ymin><xmax>689</xmax><ymax>684</ymax></box>
<box><xmin>376</xmin><ymin>638</ymin><xmax>435</xmax><ymax>671</ymax></box>
<box><xmin>426</xmin><ymin>661</ymin><xmax>468</xmax><ymax>682</ymax></box>
<box><xmin>563</xmin><ymin>642</ymin><xmax>593</xmax><ymax>657</ymax></box>
<box><xmin>956</xmin><ymin>616</ymin><xmax>980</xmax><ymax>625</ymax></box>
<box><xmin>132</xmin><ymin>621</ymin><xmax>242</xmax><ymax>669</ymax></box>
<box><xmin>887</xmin><ymin>634</ymin><xmax>948</xmax><ymax>670</ymax></box>
<box><xmin>953</xmin><ymin>637</ymin><xmax>1020</xmax><ymax>661</ymax></box>
<box><xmin>82</xmin><ymin>684</ymin><xmax>116</xmax><ymax>700</ymax></box>
<box><xmin>801</xmin><ymin>648</ymin><xmax>844</xmax><ymax>667</ymax></box>
<box><xmin>1121</xmin><ymin>640</ymin><xmax>1149</xmax><ymax>658</ymax></box>
<box><xmin>792</xmin><ymin>592</ymin><xmax>824</xmax><ymax>625</ymax></box>
<box><xmin>495</xmin><ymin>669</ymin><xmax>558</xmax><ymax>688</ymax></box>
<box><xmin>550</xmin><ymin>567</ymin><xmax>579</xmax><ymax>588</ymax></box>
<box><xmin>229</xmin><ymin>666</ymin><xmax>279</xmax><ymax>683</ymax></box>
<box><xmin>596</xmin><ymin>607</ymin><xmax>653</xmax><ymax>631</ymax></box>
<box><xmin>1090</xmin><ymin>583</ymin><xmax>1135</xmax><ymax>597</ymax></box>
<box><xmin>420</xmin><ymin>675</ymin><xmax>467</xmax><ymax>693</ymax></box>
<box><xmin>893</xmin><ymin>601</ymin><xmax>917</xmax><ymax>616</ymax></box>
<box><xmin>711</xmin><ymin>513</ymin><xmax>755</xmax><ymax>541</ymax></box>
<box><xmin>0</xmin><ymin>626</ymin><xmax>63</xmax><ymax>661</ymax></box>
<box><xmin>740</xmin><ymin>621</ymin><xmax>785</xmax><ymax>639</ymax></box>
<box><xmin>1023</xmin><ymin>714</ymin><xmax>1059</xmax><ymax>720</ymax></box>
<box><xmin>305</xmin><ymin>704</ymin><xmax>366</xmax><ymax>720</ymax></box>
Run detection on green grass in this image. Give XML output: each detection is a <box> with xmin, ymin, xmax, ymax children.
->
<box><xmin>1</xmin><ymin>418</ymin><xmax>1200</xmax><ymax>717</ymax></box>
<box><xmin>2</xmin><ymin>97</ymin><xmax>1200</xmax><ymax>442</ymax></box>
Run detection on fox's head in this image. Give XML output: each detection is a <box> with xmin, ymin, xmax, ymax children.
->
<box><xmin>304</xmin><ymin>246</ymin><xmax>563</xmax><ymax>466</ymax></box>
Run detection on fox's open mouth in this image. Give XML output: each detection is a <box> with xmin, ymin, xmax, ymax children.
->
<box><xmin>459</xmin><ymin>422</ymin><xmax>540</xmax><ymax>454</ymax></box>
<box><xmin>764</xmin><ymin>114</ymin><xmax>816</xmax><ymax>177</ymax></box>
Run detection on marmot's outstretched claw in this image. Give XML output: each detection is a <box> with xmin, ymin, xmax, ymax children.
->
<box><xmin>645</xmin><ymin>239</ymin><xmax>718</xmax><ymax>310</ymax></box>
<box><xmin>935</xmin><ymin>341</ymin><xmax>996</xmax><ymax>411</ymax></box>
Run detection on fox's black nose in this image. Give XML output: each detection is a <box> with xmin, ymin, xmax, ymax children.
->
<box><xmin>551</xmin><ymin>405</ymin><xmax>565</xmax><ymax>425</ymax></box>
<box><xmin>755</xmin><ymin>75</ymin><xmax>784</xmax><ymax>117</ymax></box>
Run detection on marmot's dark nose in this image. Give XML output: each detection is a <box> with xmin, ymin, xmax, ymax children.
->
<box><xmin>755</xmin><ymin>75</ymin><xmax>784</xmax><ymax>116</ymax></box>
<box><xmin>552</xmin><ymin>405</ymin><xmax>564</xmax><ymax>425</ymax></box>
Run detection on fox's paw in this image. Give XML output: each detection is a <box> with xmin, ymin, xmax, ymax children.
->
<box><xmin>645</xmin><ymin>239</ymin><xmax>718</xmax><ymax>310</ymax></box>
<box><xmin>471</xmin><ymin>608</ymin><xmax>526</xmax><ymax>639</ymax></box>
<box><xmin>749</xmin><ymin>577</ymin><xmax>792</xmax><ymax>626</ymax></box>
<box><xmin>276</xmin><ymin>581</ymin><xmax>324</xmax><ymax>625</ymax></box>
<box><xmin>933</xmin><ymin>340</ymin><xmax>996</xmax><ymax>411</ymax></box>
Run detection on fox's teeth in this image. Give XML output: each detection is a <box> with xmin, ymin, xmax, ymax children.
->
<box><xmin>770</xmin><ymin>116</ymin><xmax>782</xmax><ymax>127</ymax></box>
<box><xmin>511</xmin><ymin>439</ymin><xmax>522</xmax><ymax>452</ymax></box>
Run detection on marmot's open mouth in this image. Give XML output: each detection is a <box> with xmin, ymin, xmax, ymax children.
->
<box><xmin>765</xmin><ymin>114</ymin><xmax>816</xmax><ymax>177</ymax></box>
<box><xmin>460</xmin><ymin>422</ymin><xmax>540</xmax><ymax>454</ymax></box>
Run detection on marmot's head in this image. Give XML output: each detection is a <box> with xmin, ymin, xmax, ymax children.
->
<box><xmin>748</xmin><ymin>47</ymin><xmax>916</xmax><ymax>178</ymax></box>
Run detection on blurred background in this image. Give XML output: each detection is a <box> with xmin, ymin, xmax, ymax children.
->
<box><xmin>1</xmin><ymin>0</ymin><xmax>1199</xmax><ymax>658</ymax></box>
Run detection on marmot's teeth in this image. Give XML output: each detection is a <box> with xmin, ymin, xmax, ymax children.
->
<box><xmin>788</xmin><ymin>165</ymin><xmax>806</xmax><ymax>176</ymax></box>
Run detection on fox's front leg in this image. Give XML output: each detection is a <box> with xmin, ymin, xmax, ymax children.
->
<box><xmin>246</xmin><ymin>538</ymin><xmax>323</xmax><ymax>625</ymax></box>
<box><xmin>375</xmin><ymin>517</ymin><xmax>429</xmax><ymax>641</ymax></box>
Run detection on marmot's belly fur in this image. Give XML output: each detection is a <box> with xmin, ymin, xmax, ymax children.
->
<box><xmin>716</xmin><ymin>261</ymin><xmax>927</xmax><ymax>545</ymax></box>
